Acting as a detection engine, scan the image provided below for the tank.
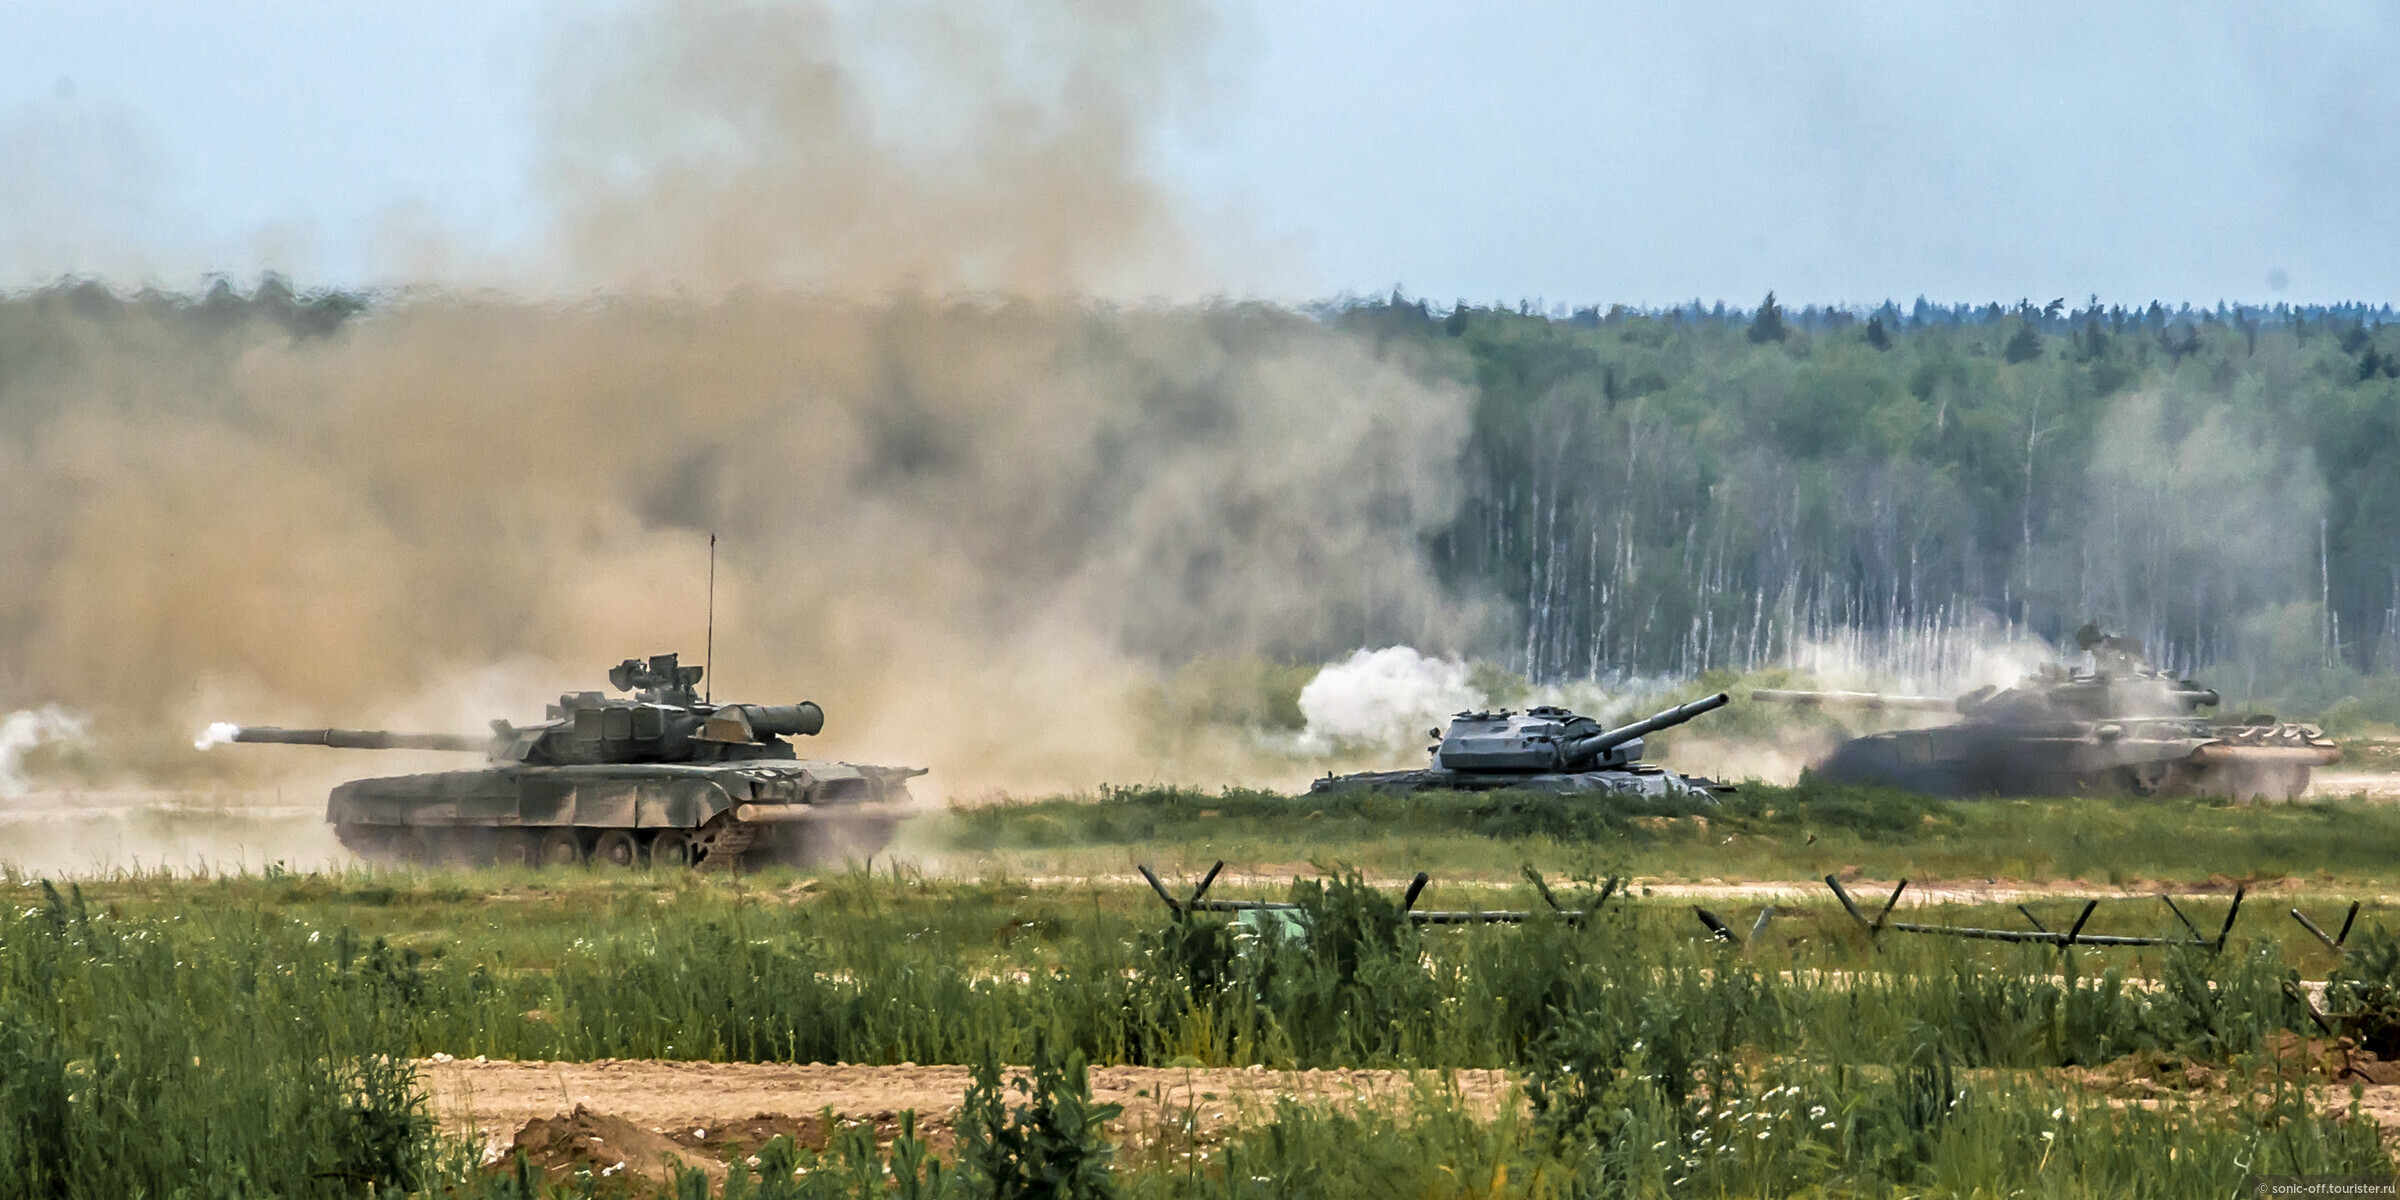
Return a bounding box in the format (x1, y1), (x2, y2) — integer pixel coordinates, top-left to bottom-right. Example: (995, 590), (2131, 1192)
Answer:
(223, 653), (925, 868)
(1308, 692), (1734, 799)
(1753, 625), (2340, 800)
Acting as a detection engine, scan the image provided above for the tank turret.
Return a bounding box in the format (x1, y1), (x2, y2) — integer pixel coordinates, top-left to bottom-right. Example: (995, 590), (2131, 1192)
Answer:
(228, 654), (827, 768)
(1311, 693), (1733, 799)
(216, 653), (923, 870)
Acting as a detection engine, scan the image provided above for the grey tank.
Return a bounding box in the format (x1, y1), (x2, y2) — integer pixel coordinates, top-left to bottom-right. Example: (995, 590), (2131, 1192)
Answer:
(227, 653), (924, 869)
(1753, 626), (2339, 800)
(1308, 692), (1734, 799)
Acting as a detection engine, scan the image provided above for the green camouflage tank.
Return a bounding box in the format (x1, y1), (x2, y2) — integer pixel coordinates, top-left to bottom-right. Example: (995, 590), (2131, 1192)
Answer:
(225, 653), (923, 868)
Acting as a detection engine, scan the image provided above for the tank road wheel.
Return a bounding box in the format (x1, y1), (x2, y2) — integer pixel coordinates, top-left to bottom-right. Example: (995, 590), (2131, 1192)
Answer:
(536, 828), (585, 868)
(404, 826), (466, 867)
(2275, 766), (2311, 802)
(387, 827), (425, 864)
(442, 828), (498, 868)
(334, 823), (404, 863)
(490, 829), (539, 869)
(2119, 762), (2175, 797)
(647, 830), (695, 870)
(592, 829), (642, 869)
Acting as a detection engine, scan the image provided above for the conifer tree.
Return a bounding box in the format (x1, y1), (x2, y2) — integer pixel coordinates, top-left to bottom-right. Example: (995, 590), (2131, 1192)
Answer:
(1746, 292), (1787, 343)
(2003, 319), (2043, 363)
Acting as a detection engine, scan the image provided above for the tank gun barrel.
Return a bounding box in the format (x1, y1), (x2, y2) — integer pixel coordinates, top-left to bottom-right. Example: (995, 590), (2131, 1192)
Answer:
(694, 702), (825, 743)
(229, 727), (490, 753)
(1750, 688), (1956, 713)
(1563, 692), (1729, 763)
(731, 704), (824, 738)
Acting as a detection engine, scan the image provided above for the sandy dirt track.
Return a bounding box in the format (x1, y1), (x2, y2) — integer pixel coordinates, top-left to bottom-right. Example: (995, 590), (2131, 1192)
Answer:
(424, 1055), (2400, 1187)
(2311, 772), (2400, 799)
(422, 1057), (1513, 1159)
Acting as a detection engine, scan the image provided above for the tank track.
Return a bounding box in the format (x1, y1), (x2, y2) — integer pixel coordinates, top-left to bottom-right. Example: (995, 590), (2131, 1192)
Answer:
(333, 804), (905, 871)
(690, 816), (763, 870)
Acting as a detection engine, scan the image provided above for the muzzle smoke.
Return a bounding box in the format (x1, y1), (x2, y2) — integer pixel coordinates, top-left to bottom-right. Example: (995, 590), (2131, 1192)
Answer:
(1297, 647), (1484, 752)
(0, 707), (84, 799)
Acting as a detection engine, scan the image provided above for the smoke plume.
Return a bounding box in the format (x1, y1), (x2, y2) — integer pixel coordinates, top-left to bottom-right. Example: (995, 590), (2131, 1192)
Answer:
(0, 707), (85, 798)
(1297, 647), (1484, 753)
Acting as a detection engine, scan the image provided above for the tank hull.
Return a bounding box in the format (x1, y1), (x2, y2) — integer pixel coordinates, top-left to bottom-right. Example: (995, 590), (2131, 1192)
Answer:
(1812, 720), (2338, 800)
(1307, 765), (1728, 800)
(328, 759), (922, 868)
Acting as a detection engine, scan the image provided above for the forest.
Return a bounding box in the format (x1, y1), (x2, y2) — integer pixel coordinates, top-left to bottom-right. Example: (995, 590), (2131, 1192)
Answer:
(3, 280), (2397, 729)
(1337, 292), (2400, 712)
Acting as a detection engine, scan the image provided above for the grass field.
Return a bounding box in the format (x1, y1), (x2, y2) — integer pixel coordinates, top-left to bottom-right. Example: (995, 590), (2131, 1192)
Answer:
(10, 780), (2400, 1197)
(926, 779), (2400, 894)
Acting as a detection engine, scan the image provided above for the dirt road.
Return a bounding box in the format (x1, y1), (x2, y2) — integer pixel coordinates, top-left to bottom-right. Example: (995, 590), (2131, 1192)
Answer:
(422, 1057), (1514, 1180)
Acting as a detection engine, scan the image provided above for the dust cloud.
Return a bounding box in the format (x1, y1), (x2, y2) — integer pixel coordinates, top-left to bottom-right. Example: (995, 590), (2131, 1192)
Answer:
(0, 707), (84, 797)
(531, 0), (1225, 298)
(1677, 621), (2060, 785)
(0, 0), (1483, 844)
(2072, 389), (2331, 681)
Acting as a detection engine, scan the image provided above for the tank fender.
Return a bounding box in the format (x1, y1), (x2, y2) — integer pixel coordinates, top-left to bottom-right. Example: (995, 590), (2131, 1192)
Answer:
(327, 771), (504, 826)
(642, 778), (740, 828)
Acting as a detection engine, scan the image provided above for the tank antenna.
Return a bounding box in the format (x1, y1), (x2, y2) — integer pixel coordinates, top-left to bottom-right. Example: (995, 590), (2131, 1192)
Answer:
(705, 532), (716, 703)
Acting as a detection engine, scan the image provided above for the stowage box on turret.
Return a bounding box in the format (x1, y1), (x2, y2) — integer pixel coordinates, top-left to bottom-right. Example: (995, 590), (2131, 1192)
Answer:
(226, 653), (924, 868)
(1309, 692), (1734, 799)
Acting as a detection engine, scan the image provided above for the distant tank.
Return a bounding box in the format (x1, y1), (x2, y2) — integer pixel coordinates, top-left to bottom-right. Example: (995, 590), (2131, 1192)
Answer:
(1754, 625), (2339, 800)
(224, 653), (925, 868)
(1308, 692), (1734, 799)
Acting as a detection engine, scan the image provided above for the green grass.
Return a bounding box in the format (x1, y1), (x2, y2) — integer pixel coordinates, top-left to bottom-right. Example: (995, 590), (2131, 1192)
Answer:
(0, 881), (430, 1198)
(924, 779), (2400, 890)
(0, 870), (2369, 1061)
(15, 781), (2400, 1197)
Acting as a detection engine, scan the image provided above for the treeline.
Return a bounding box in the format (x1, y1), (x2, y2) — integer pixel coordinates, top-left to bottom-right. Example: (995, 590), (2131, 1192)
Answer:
(6, 277), (2397, 714)
(1337, 292), (2400, 703)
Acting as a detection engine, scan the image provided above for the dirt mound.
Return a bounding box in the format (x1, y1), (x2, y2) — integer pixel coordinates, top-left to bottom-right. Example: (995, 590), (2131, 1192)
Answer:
(2263, 1031), (2400, 1087)
(508, 1104), (718, 1186)
(2068, 1034), (2400, 1104)
(503, 1104), (955, 1186)
(2068, 1050), (2225, 1097)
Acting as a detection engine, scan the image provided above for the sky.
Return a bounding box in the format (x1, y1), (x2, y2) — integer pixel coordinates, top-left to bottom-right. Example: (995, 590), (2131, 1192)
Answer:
(0, 0), (2393, 307)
